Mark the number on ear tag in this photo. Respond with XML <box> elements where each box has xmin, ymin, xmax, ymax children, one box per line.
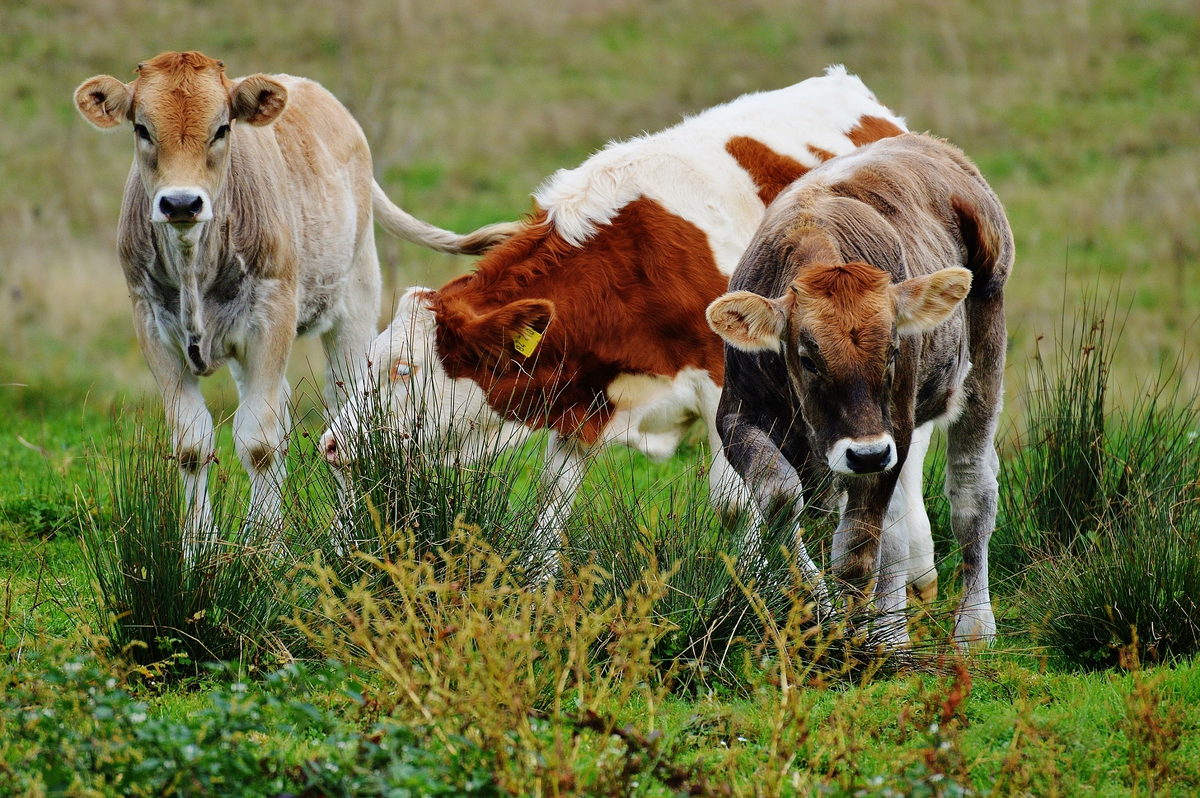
<box><xmin>512</xmin><ymin>325</ymin><xmax>543</xmax><ymax>357</ymax></box>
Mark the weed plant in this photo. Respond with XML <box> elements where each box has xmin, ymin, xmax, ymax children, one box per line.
<box><xmin>296</xmin><ymin>518</ymin><xmax>973</xmax><ymax>795</ymax></box>
<box><xmin>0</xmin><ymin>639</ymin><xmax>499</xmax><ymax>797</ymax></box>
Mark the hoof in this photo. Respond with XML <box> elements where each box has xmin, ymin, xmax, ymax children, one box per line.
<box><xmin>953</xmin><ymin>608</ymin><xmax>996</xmax><ymax>648</ymax></box>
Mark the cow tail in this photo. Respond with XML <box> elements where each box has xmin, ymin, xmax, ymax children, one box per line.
<box><xmin>951</xmin><ymin>194</ymin><xmax>1013</xmax><ymax>300</ymax></box>
<box><xmin>371</xmin><ymin>181</ymin><xmax>521</xmax><ymax>255</ymax></box>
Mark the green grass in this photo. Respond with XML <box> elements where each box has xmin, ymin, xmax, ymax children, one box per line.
<box><xmin>4</xmin><ymin>373</ymin><xmax>1200</xmax><ymax>794</ymax></box>
<box><xmin>3</xmin><ymin>0</ymin><xmax>1200</xmax><ymax>793</ymax></box>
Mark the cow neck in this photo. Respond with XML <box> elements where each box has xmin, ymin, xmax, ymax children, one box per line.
<box><xmin>435</xmin><ymin>198</ymin><xmax>729</xmax><ymax>443</ymax></box>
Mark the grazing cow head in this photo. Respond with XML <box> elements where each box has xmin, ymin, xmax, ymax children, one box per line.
<box><xmin>708</xmin><ymin>262</ymin><xmax>971</xmax><ymax>475</ymax></box>
<box><xmin>74</xmin><ymin>51</ymin><xmax>287</xmax><ymax>230</ymax></box>
<box><xmin>320</xmin><ymin>287</ymin><xmax>548</xmax><ymax>469</ymax></box>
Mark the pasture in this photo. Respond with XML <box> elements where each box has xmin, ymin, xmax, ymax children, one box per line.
<box><xmin>2</xmin><ymin>0</ymin><xmax>1200</xmax><ymax>794</ymax></box>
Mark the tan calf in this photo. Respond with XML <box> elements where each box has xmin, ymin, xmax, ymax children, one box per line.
<box><xmin>75</xmin><ymin>51</ymin><xmax>515</xmax><ymax>556</ymax></box>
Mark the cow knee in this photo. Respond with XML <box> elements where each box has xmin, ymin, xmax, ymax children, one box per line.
<box><xmin>238</xmin><ymin>433</ymin><xmax>288</xmax><ymax>473</ymax></box>
<box><xmin>176</xmin><ymin>445</ymin><xmax>212</xmax><ymax>473</ymax></box>
<box><xmin>908</xmin><ymin>573</ymin><xmax>938</xmax><ymax>603</ymax></box>
<box><xmin>835</xmin><ymin>546</ymin><xmax>877</xmax><ymax>590</ymax></box>
<box><xmin>246</xmin><ymin>442</ymin><xmax>278</xmax><ymax>472</ymax></box>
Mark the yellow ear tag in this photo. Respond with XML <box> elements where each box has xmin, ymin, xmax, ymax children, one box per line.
<box><xmin>512</xmin><ymin>325</ymin><xmax>543</xmax><ymax>357</ymax></box>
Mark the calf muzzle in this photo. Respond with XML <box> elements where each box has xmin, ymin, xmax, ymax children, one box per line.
<box><xmin>320</xmin><ymin>430</ymin><xmax>343</xmax><ymax>467</ymax></box>
<box><xmin>828</xmin><ymin>434</ymin><xmax>897</xmax><ymax>475</ymax></box>
<box><xmin>151</xmin><ymin>187</ymin><xmax>213</xmax><ymax>224</ymax></box>
<box><xmin>845</xmin><ymin>443</ymin><xmax>893</xmax><ymax>473</ymax></box>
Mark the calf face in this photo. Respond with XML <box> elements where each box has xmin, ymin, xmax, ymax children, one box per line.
<box><xmin>708</xmin><ymin>262</ymin><xmax>971</xmax><ymax>474</ymax></box>
<box><xmin>75</xmin><ymin>51</ymin><xmax>287</xmax><ymax>228</ymax></box>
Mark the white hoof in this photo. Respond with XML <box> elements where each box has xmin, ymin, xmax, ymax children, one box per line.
<box><xmin>953</xmin><ymin>606</ymin><xmax>996</xmax><ymax>647</ymax></box>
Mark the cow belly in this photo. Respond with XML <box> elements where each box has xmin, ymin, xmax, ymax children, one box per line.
<box><xmin>602</xmin><ymin>369</ymin><xmax>710</xmax><ymax>460</ymax></box>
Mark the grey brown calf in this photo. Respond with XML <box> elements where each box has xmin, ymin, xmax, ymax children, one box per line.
<box><xmin>706</xmin><ymin>133</ymin><xmax>1012</xmax><ymax>646</ymax></box>
<box><xmin>75</xmin><ymin>51</ymin><xmax>515</xmax><ymax>556</ymax></box>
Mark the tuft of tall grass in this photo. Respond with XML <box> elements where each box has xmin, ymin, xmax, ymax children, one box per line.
<box><xmin>995</xmin><ymin>299</ymin><xmax>1113</xmax><ymax>578</ymax></box>
<box><xmin>999</xmin><ymin>298</ymin><xmax>1200</xmax><ymax>665</ymax></box>
<box><xmin>326</xmin><ymin>384</ymin><xmax>550</xmax><ymax>580</ymax></box>
<box><xmin>79</xmin><ymin>406</ymin><xmax>324</xmax><ymax>672</ymax></box>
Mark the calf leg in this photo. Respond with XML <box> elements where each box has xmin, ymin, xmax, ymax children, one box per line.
<box><xmin>718</xmin><ymin>404</ymin><xmax>825</xmax><ymax>602</ymax></box>
<box><xmin>231</xmin><ymin>358</ymin><xmax>291</xmax><ymax>533</ymax></box>
<box><xmin>905</xmin><ymin>423</ymin><xmax>937</xmax><ymax>602</ymax></box>
<box><xmin>946</xmin><ymin>298</ymin><xmax>1005</xmax><ymax>646</ymax></box>
<box><xmin>167</xmin><ymin>378</ymin><xmax>216</xmax><ymax>561</ymax></box>
<box><xmin>830</xmin><ymin>470</ymin><xmax>900</xmax><ymax>592</ymax></box>
<box><xmin>133</xmin><ymin>300</ymin><xmax>215</xmax><ymax>561</ymax></box>
<box><xmin>230</xmin><ymin>303</ymin><xmax>296</xmax><ymax>536</ymax></box>
<box><xmin>946</xmin><ymin>432</ymin><xmax>999</xmax><ymax>645</ymax></box>
<box><xmin>873</xmin><ymin>423</ymin><xmax>934</xmax><ymax>645</ymax></box>
<box><xmin>697</xmin><ymin>379</ymin><xmax>754</xmax><ymax>525</ymax></box>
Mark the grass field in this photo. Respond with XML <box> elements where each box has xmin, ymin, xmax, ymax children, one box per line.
<box><xmin>2</xmin><ymin>0</ymin><xmax>1200</xmax><ymax>794</ymax></box>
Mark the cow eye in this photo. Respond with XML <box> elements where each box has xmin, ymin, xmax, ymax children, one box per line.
<box><xmin>211</xmin><ymin>124</ymin><xmax>230</xmax><ymax>144</ymax></box>
<box><xmin>390</xmin><ymin>360</ymin><xmax>416</xmax><ymax>381</ymax></box>
<box><xmin>799</xmin><ymin>355</ymin><xmax>820</xmax><ymax>375</ymax></box>
<box><xmin>134</xmin><ymin>123</ymin><xmax>153</xmax><ymax>143</ymax></box>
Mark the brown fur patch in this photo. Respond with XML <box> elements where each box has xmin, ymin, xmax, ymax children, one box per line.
<box><xmin>176</xmin><ymin>447</ymin><xmax>205</xmax><ymax>472</ymax></box>
<box><xmin>846</xmin><ymin>115</ymin><xmax>906</xmax><ymax>146</ymax></box>
<box><xmin>807</xmin><ymin>144</ymin><xmax>836</xmax><ymax>162</ymax></box>
<box><xmin>134</xmin><ymin>52</ymin><xmax>230</xmax><ymax>155</ymax></box>
<box><xmin>792</xmin><ymin>261</ymin><xmax>894</xmax><ymax>374</ymax></box>
<box><xmin>434</xmin><ymin>199</ymin><xmax>728</xmax><ymax>443</ymax></box>
<box><xmin>725</xmin><ymin>136</ymin><xmax>809</xmax><ymax>206</ymax></box>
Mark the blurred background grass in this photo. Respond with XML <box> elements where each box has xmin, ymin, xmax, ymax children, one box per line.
<box><xmin>0</xmin><ymin>0</ymin><xmax>1198</xmax><ymax>412</ymax></box>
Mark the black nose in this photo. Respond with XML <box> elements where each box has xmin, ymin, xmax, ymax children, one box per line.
<box><xmin>845</xmin><ymin>445</ymin><xmax>891</xmax><ymax>474</ymax></box>
<box><xmin>159</xmin><ymin>193</ymin><xmax>205</xmax><ymax>222</ymax></box>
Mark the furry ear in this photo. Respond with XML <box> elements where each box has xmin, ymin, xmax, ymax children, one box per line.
<box><xmin>444</xmin><ymin>298</ymin><xmax>556</xmax><ymax>363</ymax></box>
<box><xmin>890</xmin><ymin>267</ymin><xmax>973</xmax><ymax>335</ymax></box>
<box><xmin>74</xmin><ymin>75</ymin><xmax>133</xmax><ymax>129</ymax></box>
<box><xmin>706</xmin><ymin>291</ymin><xmax>788</xmax><ymax>352</ymax></box>
<box><xmin>230</xmin><ymin>74</ymin><xmax>288</xmax><ymax>126</ymax></box>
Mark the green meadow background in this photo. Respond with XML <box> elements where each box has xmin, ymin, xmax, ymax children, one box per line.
<box><xmin>2</xmin><ymin>0</ymin><xmax>1198</xmax><ymax>407</ymax></box>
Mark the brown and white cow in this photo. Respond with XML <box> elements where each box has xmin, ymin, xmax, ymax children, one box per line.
<box><xmin>706</xmin><ymin>133</ymin><xmax>1013</xmax><ymax>646</ymax></box>
<box><xmin>320</xmin><ymin>66</ymin><xmax>907</xmax><ymax>573</ymax></box>
<box><xmin>74</xmin><ymin>51</ymin><xmax>516</xmax><ymax>555</ymax></box>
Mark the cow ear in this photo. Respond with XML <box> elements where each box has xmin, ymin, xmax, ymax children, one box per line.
<box><xmin>75</xmin><ymin>76</ymin><xmax>133</xmax><ymax>129</ymax></box>
<box><xmin>462</xmin><ymin>298</ymin><xmax>555</xmax><ymax>360</ymax></box>
<box><xmin>890</xmin><ymin>267</ymin><xmax>973</xmax><ymax>335</ymax></box>
<box><xmin>706</xmin><ymin>291</ymin><xmax>788</xmax><ymax>352</ymax></box>
<box><xmin>231</xmin><ymin>75</ymin><xmax>288</xmax><ymax>126</ymax></box>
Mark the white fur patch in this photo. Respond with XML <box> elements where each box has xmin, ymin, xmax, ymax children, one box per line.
<box><xmin>532</xmin><ymin>69</ymin><xmax>906</xmax><ymax>274</ymax></box>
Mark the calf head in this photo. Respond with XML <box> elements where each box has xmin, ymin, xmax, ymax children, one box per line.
<box><xmin>75</xmin><ymin>51</ymin><xmax>287</xmax><ymax>229</ymax></box>
<box><xmin>320</xmin><ymin>287</ymin><xmax>553</xmax><ymax>469</ymax></box>
<box><xmin>708</xmin><ymin>262</ymin><xmax>971</xmax><ymax>475</ymax></box>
